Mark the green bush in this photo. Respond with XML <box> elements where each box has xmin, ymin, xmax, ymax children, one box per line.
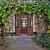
<box><xmin>33</xmin><ymin>31</ymin><xmax>50</xmax><ymax>50</ymax></box>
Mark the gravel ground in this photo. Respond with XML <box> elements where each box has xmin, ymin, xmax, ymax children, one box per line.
<box><xmin>6</xmin><ymin>36</ymin><xmax>47</xmax><ymax>50</ymax></box>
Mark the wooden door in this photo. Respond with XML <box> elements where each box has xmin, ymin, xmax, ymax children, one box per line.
<box><xmin>15</xmin><ymin>14</ymin><xmax>33</xmax><ymax>36</ymax></box>
<box><xmin>15</xmin><ymin>14</ymin><xmax>21</xmax><ymax>36</ymax></box>
<box><xmin>21</xmin><ymin>14</ymin><xmax>28</xmax><ymax>34</ymax></box>
<box><xmin>28</xmin><ymin>15</ymin><xmax>33</xmax><ymax>36</ymax></box>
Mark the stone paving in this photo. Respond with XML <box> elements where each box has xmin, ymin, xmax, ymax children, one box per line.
<box><xmin>6</xmin><ymin>36</ymin><xmax>47</xmax><ymax>50</ymax></box>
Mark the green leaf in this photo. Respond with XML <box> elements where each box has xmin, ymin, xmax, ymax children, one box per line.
<box><xmin>0</xmin><ymin>13</ymin><xmax>2</xmax><ymax>16</ymax></box>
<box><xmin>4</xmin><ymin>6</ymin><xmax>8</xmax><ymax>9</ymax></box>
<box><xmin>0</xmin><ymin>6</ymin><xmax>2</xmax><ymax>10</ymax></box>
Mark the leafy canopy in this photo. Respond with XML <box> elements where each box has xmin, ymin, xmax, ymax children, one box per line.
<box><xmin>0</xmin><ymin>0</ymin><xmax>50</xmax><ymax>26</ymax></box>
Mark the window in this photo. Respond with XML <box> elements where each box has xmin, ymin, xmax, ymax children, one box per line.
<box><xmin>21</xmin><ymin>14</ymin><xmax>27</xmax><ymax>28</ymax></box>
<box><xmin>29</xmin><ymin>15</ymin><xmax>33</xmax><ymax>28</ymax></box>
<box><xmin>21</xmin><ymin>19</ymin><xmax>27</xmax><ymax>27</ymax></box>
<box><xmin>16</xmin><ymin>15</ymin><xmax>19</xmax><ymax>28</ymax></box>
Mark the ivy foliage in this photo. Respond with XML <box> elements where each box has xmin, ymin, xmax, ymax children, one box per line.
<box><xmin>33</xmin><ymin>31</ymin><xmax>50</xmax><ymax>50</ymax></box>
<box><xmin>0</xmin><ymin>0</ymin><xmax>50</xmax><ymax>26</ymax></box>
<box><xmin>0</xmin><ymin>0</ymin><xmax>12</xmax><ymax>24</ymax></box>
<box><xmin>7</xmin><ymin>0</ymin><xmax>18</xmax><ymax>3</ymax></box>
<box><xmin>14</xmin><ymin>0</ymin><xmax>50</xmax><ymax>23</ymax></box>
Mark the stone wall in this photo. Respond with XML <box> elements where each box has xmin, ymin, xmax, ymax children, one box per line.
<box><xmin>35</xmin><ymin>17</ymin><xmax>48</xmax><ymax>34</ymax></box>
<box><xmin>6</xmin><ymin>14</ymin><xmax>15</xmax><ymax>33</ymax></box>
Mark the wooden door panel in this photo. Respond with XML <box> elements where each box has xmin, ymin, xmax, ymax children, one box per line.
<box><xmin>21</xmin><ymin>14</ymin><xmax>27</xmax><ymax>34</ymax></box>
<box><xmin>21</xmin><ymin>28</ymin><xmax>27</xmax><ymax>34</ymax></box>
<box><xmin>28</xmin><ymin>28</ymin><xmax>33</xmax><ymax>36</ymax></box>
<box><xmin>27</xmin><ymin>15</ymin><xmax>33</xmax><ymax>36</ymax></box>
<box><xmin>15</xmin><ymin>14</ymin><xmax>21</xmax><ymax>36</ymax></box>
<box><xmin>16</xmin><ymin>28</ymin><xmax>21</xmax><ymax>36</ymax></box>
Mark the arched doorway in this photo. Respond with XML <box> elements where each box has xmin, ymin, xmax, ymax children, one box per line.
<box><xmin>15</xmin><ymin>14</ymin><xmax>33</xmax><ymax>36</ymax></box>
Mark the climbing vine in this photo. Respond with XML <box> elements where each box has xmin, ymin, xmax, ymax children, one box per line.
<box><xmin>0</xmin><ymin>0</ymin><xmax>50</xmax><ymax>29</ymax></box>
<box><xmin>14</xmin><ymin>0</ymin><xmax>50</xmax><ymax>23</ymax></box>
<box><xmin>0</xmin><ymin>0</ymin><xmax>12</xmax><ymax>25</ymax></box>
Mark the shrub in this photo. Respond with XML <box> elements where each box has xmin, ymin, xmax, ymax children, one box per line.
<box><xmin>33</xmin><ymin>31</ymin><xmax>50</xmax><ymax>50</ymax></box>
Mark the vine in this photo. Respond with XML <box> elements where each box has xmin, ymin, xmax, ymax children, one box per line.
<box><xmin>0</xmin><ymin>0</ymin><xmax>50</xmax><ymax>29</ymax></box>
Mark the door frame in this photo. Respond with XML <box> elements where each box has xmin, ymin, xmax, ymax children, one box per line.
<box><xmin>15</xmin><ymin>14</ymin><xmax>33</xmax><ymax>36</ymax></box>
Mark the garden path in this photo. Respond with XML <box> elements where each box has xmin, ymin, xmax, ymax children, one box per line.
<box><xmin>6</xmin><ymin>36</ymin><xmax>47</xmax><ymax>50</ymax></box>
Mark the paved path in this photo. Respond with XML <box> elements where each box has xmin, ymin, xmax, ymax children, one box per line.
<box><xmin>6</xmin><ymin>36</ymin><xmax>47</xmax><ymax>50</ymax></box>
